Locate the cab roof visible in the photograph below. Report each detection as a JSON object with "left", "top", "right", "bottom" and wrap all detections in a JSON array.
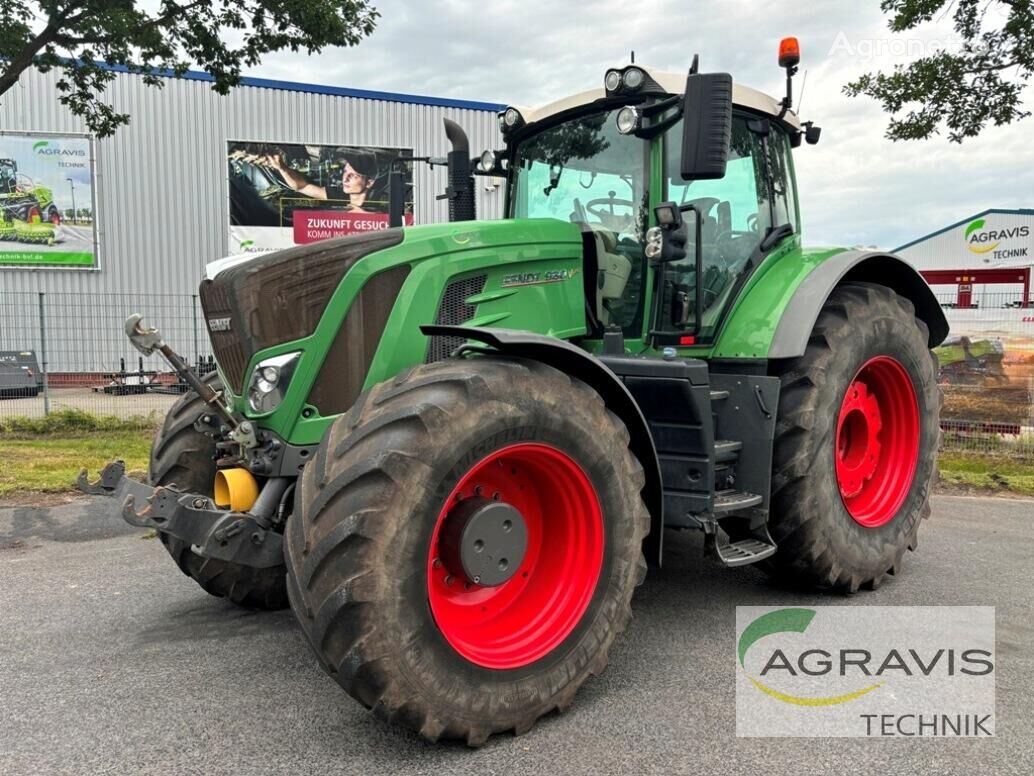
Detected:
[{"left": 513, "top": 64, "right": 801, "bottom": 131}]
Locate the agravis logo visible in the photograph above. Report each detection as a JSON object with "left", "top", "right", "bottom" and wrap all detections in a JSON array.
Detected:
[
  {"left": 736, "top": 606, "right": 996, "bottom": 737},
  {"left": 965, "top": 218, "right": 1029, "bottom": 255}
]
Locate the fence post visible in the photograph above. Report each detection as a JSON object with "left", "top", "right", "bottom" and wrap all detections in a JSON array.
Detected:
[
  {"left": 37, "top": 292, "right": 50, "bottom": 416},
  {"left": 191, "top": 294, "right": 200, "bottom": 364}
]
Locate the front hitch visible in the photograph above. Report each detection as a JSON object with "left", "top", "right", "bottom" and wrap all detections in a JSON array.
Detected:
[{"left": 78, "top": 462, "right": 284, "bottom": 569}]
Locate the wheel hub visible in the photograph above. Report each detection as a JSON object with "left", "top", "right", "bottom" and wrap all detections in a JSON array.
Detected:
[
  {"left": 835, "top": 381, "right": 882, "bottom": 498},
  {"left": 833, "top": 356, "right": 920, "bottom": 528},
  {"left": 438, "top": 497, "right": 528, "bottom": 587}
]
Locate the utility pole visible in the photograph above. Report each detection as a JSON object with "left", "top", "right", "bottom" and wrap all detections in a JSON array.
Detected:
[{"left": 66, "top": 177, "right": 76, "bottom": 224}]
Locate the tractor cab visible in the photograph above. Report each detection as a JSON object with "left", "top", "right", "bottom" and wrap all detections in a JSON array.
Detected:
[{"left": 485, "top": 53, "right": 817, "bottom": 350}]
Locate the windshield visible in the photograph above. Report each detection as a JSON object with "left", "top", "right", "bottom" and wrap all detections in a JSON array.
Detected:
[{"left": 510, "top": 109, "right": 648, "bottom": 334}]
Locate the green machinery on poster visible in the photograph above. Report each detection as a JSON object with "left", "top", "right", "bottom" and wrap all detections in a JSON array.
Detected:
[{"left": 0, "top": 131, "right": 97, "bottom": 269}]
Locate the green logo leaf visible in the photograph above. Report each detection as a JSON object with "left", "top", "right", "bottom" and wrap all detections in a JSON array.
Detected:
[
  {"left": 32, "top": 140, "right": 49, "bottom": 152},
  {"left": 965, "top": 219, "right": 985, "bottom": 238},
  {"left": 738, "top": 608, "right": 815, "bottom": 667},
  {"left": 239, "top": 239, "right": 254, "bottom": 249}
]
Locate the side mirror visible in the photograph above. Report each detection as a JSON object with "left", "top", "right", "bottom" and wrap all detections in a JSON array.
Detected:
[{"left": 680, "top": 72, "right": 733, "bottom": 181}]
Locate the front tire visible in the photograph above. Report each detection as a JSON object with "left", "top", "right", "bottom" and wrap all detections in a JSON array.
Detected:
[
  {"left": 149, "top": 373, "right": 288, "bottom": 610},
  {"left": 284, "top": 358, "right": 650, "bottom": 744},
  {"left": 764, "top": 282, "right": 941, "bottom": 591}
]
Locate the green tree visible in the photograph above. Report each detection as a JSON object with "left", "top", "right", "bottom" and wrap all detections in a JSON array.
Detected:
[
  {"left": 845, "top": 0, "right": 1034, "bottom": 142},
  {"left": 0, "top": 1, "right": 379, "bottom": 137}
]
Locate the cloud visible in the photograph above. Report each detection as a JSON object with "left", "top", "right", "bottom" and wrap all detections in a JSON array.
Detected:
[{"left": 245, "top": 0, "right": 1033, "bottom": 249}]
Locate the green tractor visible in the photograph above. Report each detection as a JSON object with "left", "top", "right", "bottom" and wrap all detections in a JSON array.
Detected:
[{"left": 83, "top": 44, "right": 947, "bottom": 744}]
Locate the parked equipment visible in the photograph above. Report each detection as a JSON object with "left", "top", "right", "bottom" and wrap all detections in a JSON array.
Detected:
[
  {"left": 0, "top": 350, "right": 42, "bottom": 398},
  {"left": 934, "top": 335, "right": 1008, "bottom": 386},
  {"left": 82, "top": 42, "right": 947, "bottom": 744}
]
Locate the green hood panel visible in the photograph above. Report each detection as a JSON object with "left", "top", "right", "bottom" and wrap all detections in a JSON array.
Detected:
[{"left": 237, "top": 218, "right": 587, "bottom": 445}]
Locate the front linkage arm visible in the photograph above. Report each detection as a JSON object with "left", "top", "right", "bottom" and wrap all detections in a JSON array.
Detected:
[
  {"left": 123, "top": 314, "right": 256, "bottom": 448},
  {"left": 78, "top": 461, "right": 284, "bottom": 568}
]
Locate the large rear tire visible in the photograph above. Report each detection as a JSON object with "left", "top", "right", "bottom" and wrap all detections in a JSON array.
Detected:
[
  {"left": 284, "top": 358, "right": 650, "bottom": 744},
  {"left": 149, "top": 373, "right": 288, "bottom": 610},
  {"left": 762, "top": 282, "right": 941, "bottom": 591}
]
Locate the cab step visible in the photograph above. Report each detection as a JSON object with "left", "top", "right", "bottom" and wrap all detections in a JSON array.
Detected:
[
  {"left": 713, "top": 489, "right": 762, "bottom": 514},
  {"left": 713, "top": 439, "right": 742, "bottom": 462},
  {"left": 715, "top": 536, "right": 777, "bottom": 567}
]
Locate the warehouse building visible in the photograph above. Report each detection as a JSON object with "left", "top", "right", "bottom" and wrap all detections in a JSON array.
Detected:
[
  {"left": 0, "top": 66, "right": 504, "bottom": 378},
  {"left": 895, "top": 208, "right": 1034, "bottom": 396},
  {"left": 896, "top": 208, "right": 1034, "bottom": 308}
]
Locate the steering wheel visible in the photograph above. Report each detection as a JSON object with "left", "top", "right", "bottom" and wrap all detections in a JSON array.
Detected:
[{"left": 585, "top": 192, "right": 634, "bottom": 231}]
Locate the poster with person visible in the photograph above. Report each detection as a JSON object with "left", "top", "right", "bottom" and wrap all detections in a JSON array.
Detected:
[
  {"left": 227, "top": 140, "right": 414, "bottom": 255},
  {"left": 0, "top": 131, "right": 97, "bottom": 269}
]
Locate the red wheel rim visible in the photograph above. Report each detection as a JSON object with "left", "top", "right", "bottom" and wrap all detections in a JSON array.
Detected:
[
  {"left": 835, "top": 356, "right": 920, "bottom": 528},
  {"left": 27, "top": 206, "right": 40, "bottom": 223},
  {"left": 427, "top": 443, "right": 604, "bottom": 669},
  {"left": 50, "top": 211, "right": 60, "bottom": 225}
]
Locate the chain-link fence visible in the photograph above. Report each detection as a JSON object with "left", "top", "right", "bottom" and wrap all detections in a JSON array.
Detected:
[
  {"left": 931, "top": 289, "right": 1034, "bottom": 459},
  {"left": 0, "top": 291, "right": 207, "bottom": 421},
  {"left": 2, "top": 287, "right": 1033, "bottom": 459}
]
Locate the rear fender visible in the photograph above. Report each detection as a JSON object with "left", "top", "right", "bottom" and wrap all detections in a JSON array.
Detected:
[
  {"left": 421, "top": 324, "right": 665, "bottom": 565},
  {"left": 769, "top": 250, "right": 949, "bottom": 359}
]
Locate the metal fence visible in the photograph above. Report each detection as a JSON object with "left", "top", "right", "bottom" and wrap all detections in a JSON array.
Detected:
[
  {"left": 930, "top": 289, "right": 1034, "bottom": 459},
  {"left": 1, "top": 287, "right": 1032, "bottom": 459},
  {"left": 0, "top": 291, "right": 205, "bottom": 420}
]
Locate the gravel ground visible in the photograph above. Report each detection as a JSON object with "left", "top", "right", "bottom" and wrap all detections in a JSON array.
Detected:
[{"left": 0, "top": 494, "right": 1030, "bottom": 775}]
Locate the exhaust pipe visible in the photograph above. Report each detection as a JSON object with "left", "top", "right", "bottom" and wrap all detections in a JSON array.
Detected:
[{"left": 443, "top": 118, "right": 476, "bottom": 222}]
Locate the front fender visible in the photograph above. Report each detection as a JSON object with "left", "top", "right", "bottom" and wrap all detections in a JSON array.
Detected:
[{"left": 421, "top": 324, "right": 665, "bottom": 566}]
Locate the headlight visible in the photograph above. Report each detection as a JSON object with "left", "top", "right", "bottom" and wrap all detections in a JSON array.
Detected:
[
  {"left": 645, "top": 226, "right": 663, "bottom": 259},
  {"left": 247, "top": 351, "right": 301, "bottom": 414},
  {"left": 479, "top": 149, "right": 497, "bottom": 172},
  {"left": 622, "top": 67, "right": 645, "bottom": 90},
  {"left": 502, "top": 107, "right": 523, "bottom": 129},
  {"left": 615, "top": 106, "right": 641, "bottom": 135},
  {"left": 604, "top": 70, "right": 622, "bottom": 92}
]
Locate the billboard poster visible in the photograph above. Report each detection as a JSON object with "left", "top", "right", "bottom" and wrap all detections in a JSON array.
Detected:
[
  {"left": 0, "top": 132, "right": 97, "bottom": 269},
  {"left": 227, "top": 140, "right": 414, "bottom": 255}
]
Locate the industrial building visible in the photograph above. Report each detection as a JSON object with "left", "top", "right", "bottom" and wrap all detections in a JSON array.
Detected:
[{"left": 0, "top": 66, "right": 504, "bottom": 377}]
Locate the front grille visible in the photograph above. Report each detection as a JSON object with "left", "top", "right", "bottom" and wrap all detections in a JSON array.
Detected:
[
  {"left": 199, "top": 230, "right": 403, "bottom": 392},
  {"left": 197, "top": 280, "right": 249, "bottom": 392},
  {"left": 425, "top": 274, "right": 487, "bottom": 363}
]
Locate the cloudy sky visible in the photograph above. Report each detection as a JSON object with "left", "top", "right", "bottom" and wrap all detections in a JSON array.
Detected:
[{"left": 243, "top": 0, "right": 1033, "bottom": 249}]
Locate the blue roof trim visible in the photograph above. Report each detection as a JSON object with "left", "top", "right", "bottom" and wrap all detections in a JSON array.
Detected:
[
  {"left": 895, "top": 208, "right": 1034, "bottom": 252},
  {"left": 100, "top": 62, "right": 505, "bottom": 113}
]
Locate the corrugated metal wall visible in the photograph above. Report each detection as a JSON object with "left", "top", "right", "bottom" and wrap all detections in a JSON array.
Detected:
[{"left": 0, "top": 67, "right": 504, "bottom": 372}]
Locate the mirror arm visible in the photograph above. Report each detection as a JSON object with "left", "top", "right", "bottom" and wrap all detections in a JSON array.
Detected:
[{"left": 636, "top": 109, "right": 683, "bottom": 140}]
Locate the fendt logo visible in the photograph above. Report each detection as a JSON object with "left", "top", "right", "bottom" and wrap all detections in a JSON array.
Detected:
[
  {"left": 965, "top": 218, "right": 1029, "bottom": 257},
  {"left": 735, "top": 606, "right": 996, "bottom": 737}
]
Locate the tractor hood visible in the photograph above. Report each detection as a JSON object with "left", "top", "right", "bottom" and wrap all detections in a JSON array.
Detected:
[{"left": 199, "top": 219, "right": 584, "bottom": 395}]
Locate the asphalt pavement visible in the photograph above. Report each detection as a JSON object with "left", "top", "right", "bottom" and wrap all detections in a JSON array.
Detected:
[{"left": 1, "top": 494, "right": 1031, "bottom": 775}]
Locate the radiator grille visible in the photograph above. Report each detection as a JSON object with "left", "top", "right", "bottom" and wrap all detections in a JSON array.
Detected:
[
  {"left": 197, "top": 281, "right": 249, "bottom": 392},
  {"left": 425, "top": 274, "right": 487, "bottom": 363}
]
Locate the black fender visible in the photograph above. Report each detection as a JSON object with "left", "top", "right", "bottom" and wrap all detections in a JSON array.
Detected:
[
  {"left": 769, "top": 251, "right": 949, "bottom": 359},
  {"left": 421, "top": 324, "right": 665, "bottom": 565}
]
